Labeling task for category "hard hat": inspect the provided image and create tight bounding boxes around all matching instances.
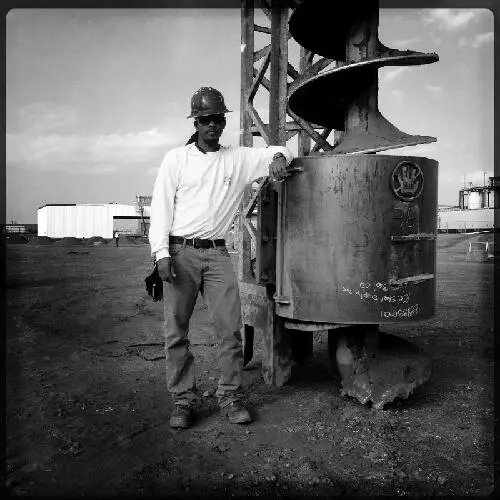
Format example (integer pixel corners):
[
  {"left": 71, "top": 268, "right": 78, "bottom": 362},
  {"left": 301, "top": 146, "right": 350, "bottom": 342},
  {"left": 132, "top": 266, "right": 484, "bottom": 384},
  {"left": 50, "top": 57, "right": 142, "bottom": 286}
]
[{"left": 187, "top": 87, "right": 231, "bottom": 118}]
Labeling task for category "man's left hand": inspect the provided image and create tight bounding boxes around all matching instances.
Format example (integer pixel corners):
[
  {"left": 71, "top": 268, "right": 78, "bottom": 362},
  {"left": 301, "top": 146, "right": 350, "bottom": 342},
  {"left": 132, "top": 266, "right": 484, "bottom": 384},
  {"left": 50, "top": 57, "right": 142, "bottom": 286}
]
[{"left": 269, "top": 154, "right": 289, "bottom": 181}]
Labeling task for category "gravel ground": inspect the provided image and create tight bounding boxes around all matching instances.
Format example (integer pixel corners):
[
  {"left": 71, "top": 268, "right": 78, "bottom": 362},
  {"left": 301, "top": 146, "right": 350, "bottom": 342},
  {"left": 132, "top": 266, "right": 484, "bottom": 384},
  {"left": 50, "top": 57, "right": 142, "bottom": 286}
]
[{"left": 4, "top": 233, "right": 495, "bottom": 497}]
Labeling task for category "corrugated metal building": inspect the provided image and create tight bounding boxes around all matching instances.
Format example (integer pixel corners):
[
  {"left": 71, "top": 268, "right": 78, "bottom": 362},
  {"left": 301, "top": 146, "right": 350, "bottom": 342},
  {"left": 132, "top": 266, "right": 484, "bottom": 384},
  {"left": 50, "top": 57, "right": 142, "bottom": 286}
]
[
  {"left": 437, "top": 207, "right": 497, "bottom": 232},
  {"left": 37, "top": 204, "right": 151, "bottom": 239}
]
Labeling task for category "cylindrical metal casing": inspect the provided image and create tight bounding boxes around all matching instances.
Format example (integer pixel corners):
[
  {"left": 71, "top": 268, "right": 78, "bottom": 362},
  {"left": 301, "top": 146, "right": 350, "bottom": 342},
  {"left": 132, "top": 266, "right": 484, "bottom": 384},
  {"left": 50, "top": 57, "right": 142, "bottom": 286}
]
[{"left": 277, "top": 154, "right": 438, "bottom": 323}]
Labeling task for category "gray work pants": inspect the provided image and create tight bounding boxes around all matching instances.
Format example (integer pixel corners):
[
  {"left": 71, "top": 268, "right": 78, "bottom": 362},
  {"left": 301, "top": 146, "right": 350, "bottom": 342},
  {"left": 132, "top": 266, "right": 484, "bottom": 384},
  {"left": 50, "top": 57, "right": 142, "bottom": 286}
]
[{"left": 163, "top": 242, "right": 243, "bottom": 408}]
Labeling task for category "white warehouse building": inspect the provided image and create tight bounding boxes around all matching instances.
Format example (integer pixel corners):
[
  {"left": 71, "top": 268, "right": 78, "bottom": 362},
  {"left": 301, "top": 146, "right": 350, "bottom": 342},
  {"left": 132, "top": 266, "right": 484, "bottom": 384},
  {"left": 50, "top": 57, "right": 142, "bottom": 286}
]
[{"left": 37, "top": 203, "right": 151, "bottom": 239}]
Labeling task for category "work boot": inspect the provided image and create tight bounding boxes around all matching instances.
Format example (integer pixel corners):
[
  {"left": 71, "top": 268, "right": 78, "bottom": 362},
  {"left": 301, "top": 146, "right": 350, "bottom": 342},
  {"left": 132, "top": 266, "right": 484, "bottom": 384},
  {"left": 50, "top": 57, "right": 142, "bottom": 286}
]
[
  {"left": 221, "top": 400, "right": 252, "bottom": 424},
  {"left": 170, "top": 405, "right": 194, "bottom": 429}
]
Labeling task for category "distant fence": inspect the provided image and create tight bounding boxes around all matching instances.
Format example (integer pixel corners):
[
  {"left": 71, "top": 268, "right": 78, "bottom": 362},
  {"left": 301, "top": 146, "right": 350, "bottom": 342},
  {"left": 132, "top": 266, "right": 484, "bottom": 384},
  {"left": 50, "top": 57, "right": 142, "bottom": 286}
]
[{"left": 466, "top": 241, "right": 495, "bottom": 262}]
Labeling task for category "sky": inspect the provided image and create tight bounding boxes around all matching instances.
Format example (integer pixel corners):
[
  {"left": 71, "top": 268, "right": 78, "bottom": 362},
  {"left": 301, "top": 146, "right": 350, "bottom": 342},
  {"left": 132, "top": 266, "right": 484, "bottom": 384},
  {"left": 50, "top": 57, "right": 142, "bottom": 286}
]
[{"left": 5, "top": 7, "right": 494, "bottom": 223}]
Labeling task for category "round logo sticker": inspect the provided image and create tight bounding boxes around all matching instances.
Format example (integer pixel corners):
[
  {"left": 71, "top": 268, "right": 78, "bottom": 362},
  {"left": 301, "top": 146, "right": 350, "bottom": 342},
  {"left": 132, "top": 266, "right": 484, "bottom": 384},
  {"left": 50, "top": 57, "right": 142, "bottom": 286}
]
[{"left": 391, "top": 161, "right": 424, "bottom": 201}]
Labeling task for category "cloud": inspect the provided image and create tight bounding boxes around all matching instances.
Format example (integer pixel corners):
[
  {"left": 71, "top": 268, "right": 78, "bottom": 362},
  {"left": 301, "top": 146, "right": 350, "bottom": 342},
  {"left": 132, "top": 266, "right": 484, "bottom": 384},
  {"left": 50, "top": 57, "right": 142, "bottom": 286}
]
[
  {"left": 7, "top": 115, "right": 243, "bottom": 175},
  {"left": 457, "top": 32, "right": 494, "bottom": 49},
  {"left": 15, "top": 102, "right": 79, "bottom": 134},
  {"left": 379, "top": 67, "right": 410, "bottom": 83},
  {"left": 411, "top": 143, "right": 437, "bottom": 155},
  {"left": 384, "top": 142, "right": 438, "bottom": 157},
  {"left": 147, "top": 166, "right": 160, "bottom": 177},
  {"left": 471, "top": 32, "right": 494, "bottom": 48},
  {"left": 425, "top": 84, "right": 444, "bottom": 97},
  {"left": 423, "top": 9, "right": 480, "bottom": 31},
  {"left": 7, "top": 99, "right": 244, "bottom": 175},
  {"left": 463, "top": 170, "right": 494, "bottom": 186},
  {"left": 6, "top": 127, "right": 179, "bottom": 174},
  {"left": 390, "top": 89, "right": 404, "bottom": 101},
  {"left": 391, "top": 36, "right": 422, "bottom": 48},
  {"left": 225, "top": 126, "right": 240, "bottom": 145}
]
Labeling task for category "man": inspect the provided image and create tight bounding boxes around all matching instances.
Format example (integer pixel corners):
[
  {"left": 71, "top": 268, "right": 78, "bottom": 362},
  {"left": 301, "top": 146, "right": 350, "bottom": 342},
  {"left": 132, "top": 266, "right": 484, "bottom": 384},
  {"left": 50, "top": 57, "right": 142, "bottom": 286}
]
[
  {"left": 149, "top": 87, "right": 294, "bottom": 429},
  {"left": 114, "top": 231, "right": 119, "bottom": 247}
]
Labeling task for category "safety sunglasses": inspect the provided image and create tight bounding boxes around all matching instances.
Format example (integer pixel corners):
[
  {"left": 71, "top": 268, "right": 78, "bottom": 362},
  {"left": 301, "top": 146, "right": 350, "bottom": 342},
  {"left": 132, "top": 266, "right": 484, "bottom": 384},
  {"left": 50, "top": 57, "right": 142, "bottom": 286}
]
[{"left": 196, "top": 114, "right": 226, "bottom": 125}]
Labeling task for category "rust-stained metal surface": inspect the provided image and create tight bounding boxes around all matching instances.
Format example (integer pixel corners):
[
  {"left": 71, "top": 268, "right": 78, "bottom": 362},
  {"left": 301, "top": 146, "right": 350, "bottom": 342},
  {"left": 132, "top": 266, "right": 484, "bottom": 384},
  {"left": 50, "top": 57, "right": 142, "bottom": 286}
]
[
  {"left": 262, "top": 299, "right": 296, "bottom": 387},
  {"left": 277, "top": 154, "right": 438, "bottom": 323},
  {"left": 258, "top": 4, "right": 290, "bottom": 286},
  {"left": 240, "top": 281, "right": 268, "bottom": 331},
  {"left": 238, "top": 1, "right": 305, "bottom": 387},
  {"left": 237, "top": 0, "right": 256, "bottom": 285}
]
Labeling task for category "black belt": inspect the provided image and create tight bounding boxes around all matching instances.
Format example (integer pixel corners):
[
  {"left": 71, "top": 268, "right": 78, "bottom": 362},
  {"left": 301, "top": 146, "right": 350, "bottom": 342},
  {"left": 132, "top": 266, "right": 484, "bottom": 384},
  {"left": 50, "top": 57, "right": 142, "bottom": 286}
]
[{"left": 169, "top": 235, "right": 225, "bottom": 248}]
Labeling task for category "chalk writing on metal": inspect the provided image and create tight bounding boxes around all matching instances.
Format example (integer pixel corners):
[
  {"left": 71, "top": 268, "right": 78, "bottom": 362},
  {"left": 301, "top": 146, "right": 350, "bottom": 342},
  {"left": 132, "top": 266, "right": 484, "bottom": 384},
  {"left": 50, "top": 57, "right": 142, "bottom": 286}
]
[
  {"left": 340, "top": 281, "right": 413, "bottom": 304},
  {"left": 380, "top": 304, "right": 419, "bottom": 319},
  {"left": 341, "top": 286, "right": 410, "bottom": 304},
  {"left": 340, "top": 282, "right": 420, "bottom": 317}
]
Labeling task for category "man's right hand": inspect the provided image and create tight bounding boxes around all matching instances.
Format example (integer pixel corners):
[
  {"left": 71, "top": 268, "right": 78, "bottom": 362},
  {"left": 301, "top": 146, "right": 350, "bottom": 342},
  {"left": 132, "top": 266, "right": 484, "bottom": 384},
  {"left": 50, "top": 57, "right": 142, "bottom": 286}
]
[
  {"left": 157, "top": 257, "right": 176, "bottom": 283},
  {"left": 269, "top": 153, "right": 289, "bottom": 181}
]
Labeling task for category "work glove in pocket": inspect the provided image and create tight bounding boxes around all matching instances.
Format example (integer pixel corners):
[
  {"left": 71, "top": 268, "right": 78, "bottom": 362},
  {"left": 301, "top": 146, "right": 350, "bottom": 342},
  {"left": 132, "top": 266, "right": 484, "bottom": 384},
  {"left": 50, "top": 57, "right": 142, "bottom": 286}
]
[{"left": 145, "top": 264, "right": 163, "bottom": 302}]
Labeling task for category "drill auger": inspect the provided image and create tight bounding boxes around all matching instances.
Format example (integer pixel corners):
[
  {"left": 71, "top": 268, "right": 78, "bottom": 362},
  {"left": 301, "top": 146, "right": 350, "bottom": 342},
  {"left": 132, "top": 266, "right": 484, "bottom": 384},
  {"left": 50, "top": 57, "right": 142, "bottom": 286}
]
[{"left": 282, "top": 0, "right": 439, "bottom": 408}]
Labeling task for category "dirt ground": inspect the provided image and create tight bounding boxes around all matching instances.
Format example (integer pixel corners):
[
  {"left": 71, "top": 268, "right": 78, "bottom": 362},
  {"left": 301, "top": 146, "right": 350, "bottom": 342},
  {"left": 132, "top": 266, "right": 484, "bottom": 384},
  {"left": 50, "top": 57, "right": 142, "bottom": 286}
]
[{"left": 3, "top": 233, "right": 495, "bottom": 497}]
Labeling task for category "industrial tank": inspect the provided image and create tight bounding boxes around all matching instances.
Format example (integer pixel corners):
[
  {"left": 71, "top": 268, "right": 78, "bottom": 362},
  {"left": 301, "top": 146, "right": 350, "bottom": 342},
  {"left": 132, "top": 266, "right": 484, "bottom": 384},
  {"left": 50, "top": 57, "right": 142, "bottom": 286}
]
[
  {"left": 468, "top": 191, "right": 484, "bottom": 209},
  {"left": 486, "top": 190, "right": 496, "bottom": 208}
]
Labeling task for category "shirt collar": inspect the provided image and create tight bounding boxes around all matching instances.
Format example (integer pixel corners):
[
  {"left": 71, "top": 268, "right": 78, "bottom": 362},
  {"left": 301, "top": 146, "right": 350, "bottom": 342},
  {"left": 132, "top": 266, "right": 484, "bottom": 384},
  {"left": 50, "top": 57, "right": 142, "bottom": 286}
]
[{"left": 189, "top": 143, "right": 224, "bottom": 155}]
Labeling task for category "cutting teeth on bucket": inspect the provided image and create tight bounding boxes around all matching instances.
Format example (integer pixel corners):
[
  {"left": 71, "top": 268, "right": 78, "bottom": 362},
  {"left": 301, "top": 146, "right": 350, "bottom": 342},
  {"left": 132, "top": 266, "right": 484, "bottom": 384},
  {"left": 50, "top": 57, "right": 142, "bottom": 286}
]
[{"left": 330, "top": 327, "right": 432, "bottom": 409}]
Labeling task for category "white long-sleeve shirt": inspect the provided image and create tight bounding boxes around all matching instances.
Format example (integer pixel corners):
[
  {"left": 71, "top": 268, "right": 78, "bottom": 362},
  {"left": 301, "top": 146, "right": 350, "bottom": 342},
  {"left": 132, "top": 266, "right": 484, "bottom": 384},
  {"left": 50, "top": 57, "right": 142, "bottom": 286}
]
[{"left": 149, "top": 143, "right": 294, "bottom": 260}]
